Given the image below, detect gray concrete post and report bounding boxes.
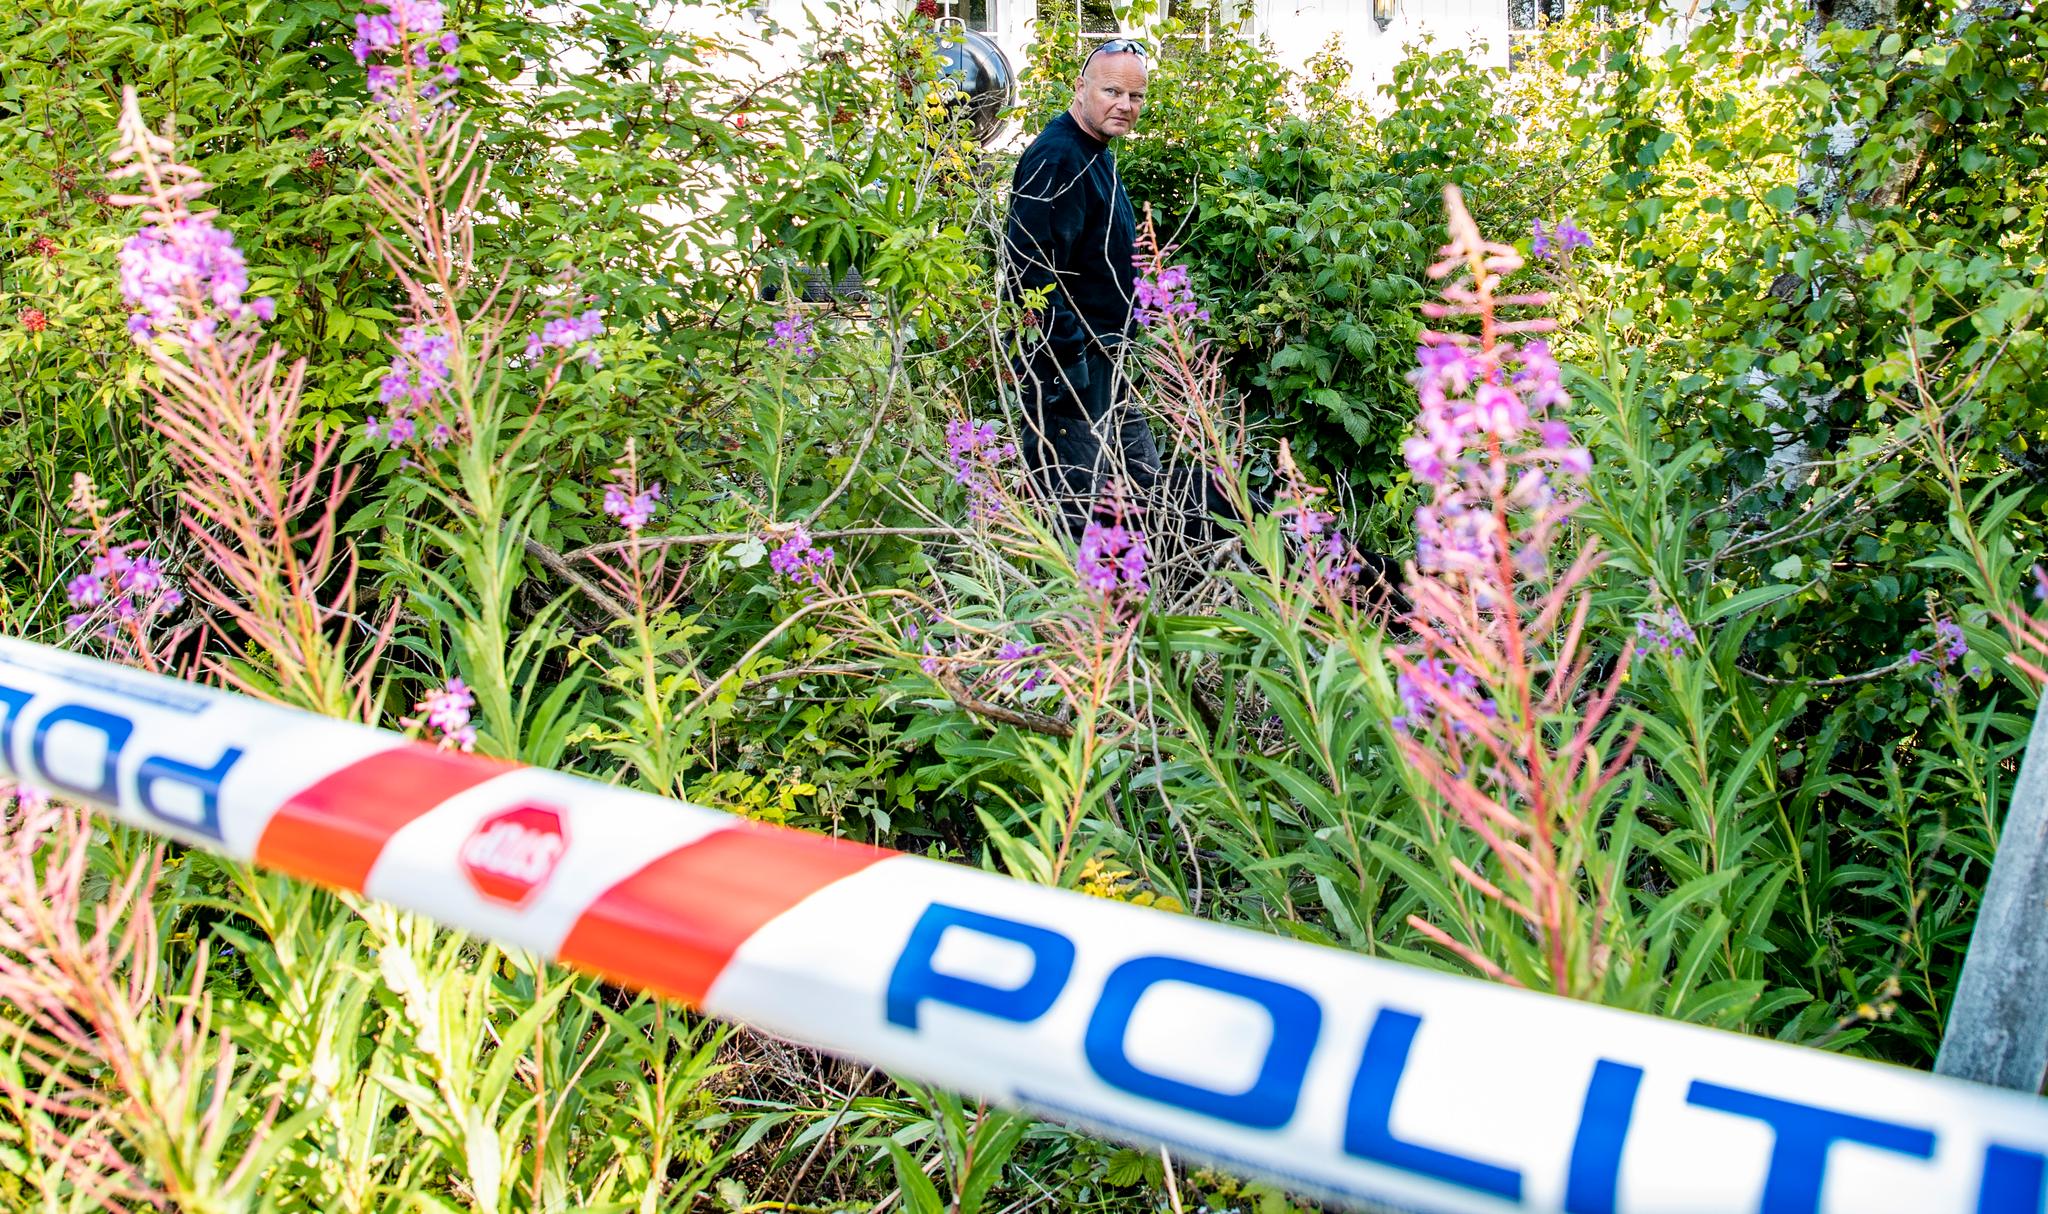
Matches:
[1937,695,2048,1092]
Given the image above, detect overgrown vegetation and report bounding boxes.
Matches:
[1,0,2044,1209]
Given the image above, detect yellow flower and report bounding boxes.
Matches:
[1074,856,1184,913]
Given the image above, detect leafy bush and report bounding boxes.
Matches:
[1023,24,1436,512]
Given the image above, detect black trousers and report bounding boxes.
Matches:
[1011,347,1405,613]
[1017,345,1161,535]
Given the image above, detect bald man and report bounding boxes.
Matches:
[1004,39,1160,533]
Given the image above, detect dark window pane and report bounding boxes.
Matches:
[1039,0,1121,32]
[1510,0,1569,27]
[933,0,994,27]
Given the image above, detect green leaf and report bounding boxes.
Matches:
[886,1141,947,1214]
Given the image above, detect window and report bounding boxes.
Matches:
[1037,0,1123,36]
[1509,0,1568,28]
[935,0,996,30]
[1155,0,1249,44]
[1509,0,1568,67]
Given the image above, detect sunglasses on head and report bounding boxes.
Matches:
[1083,37,1149,67]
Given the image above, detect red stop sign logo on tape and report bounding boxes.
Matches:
[460,803,568,906]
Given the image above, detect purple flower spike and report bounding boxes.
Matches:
[407,674,477,752]
[768,524,835,586]
[1635,608,1698,658]
[1392,657,1496,736]
[354,0,460,104]
[1077,520,1148,601]
[121,556,165,594]
[61,539,185,633]
[1404,329,1586,584]
[1533,218,1591,261]
[421,677,474,730]
[1911,615,1972,693]
[945,418,1017,520]
[118,213,269,347]
[601,478,663,531]
[767,314,817,356]
[1133,262,1208,328]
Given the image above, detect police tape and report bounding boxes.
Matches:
[0,635,2043,1214]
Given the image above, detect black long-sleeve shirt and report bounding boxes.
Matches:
[1004,111,1137,369]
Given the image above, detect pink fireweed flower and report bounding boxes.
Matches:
[379,326,454,406]
[1531,218,1591,260]
[1909,616,1976,694]
[1076,520,1148,600]
[1288,505,1333,539]
[1405,327,1587,586]
[1133,262,1208,328]
[1471,382,1527,441]
[602,479,662,531]
[1392,657,1498,735]
[420,678,473,730]
[404,676,476,751]
[768,525,835,586]
[117,214,273,347]
[1386,187,1639,998]
[994,639,1048,693]
[946,418,1016,520]
[1635,607,1698,657]
[525,308,605,366]
[1514,340,1569,411]
[366,325,457,444]
[61,540,183,636]
[366,414,418,447]
[767,314,816,356]
[354,0,459,104]
[107,91,271,354]
[120,555,166,595]
[362,325,462,446]
[65,575,103,608]
[1273,452,1368,589]
[1316,532,1364,584]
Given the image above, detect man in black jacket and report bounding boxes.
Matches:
[1004,39,1158,533]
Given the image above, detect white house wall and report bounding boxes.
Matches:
[1245,0,1511,88]
[650,0,1511,103]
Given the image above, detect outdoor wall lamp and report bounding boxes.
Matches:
[1373,0,1395,30]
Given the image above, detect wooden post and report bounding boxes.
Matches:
[1937,695,2048,1092]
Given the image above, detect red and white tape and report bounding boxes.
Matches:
[1,635,2044,1214]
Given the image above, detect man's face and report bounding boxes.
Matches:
[1070,51,1146,141]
